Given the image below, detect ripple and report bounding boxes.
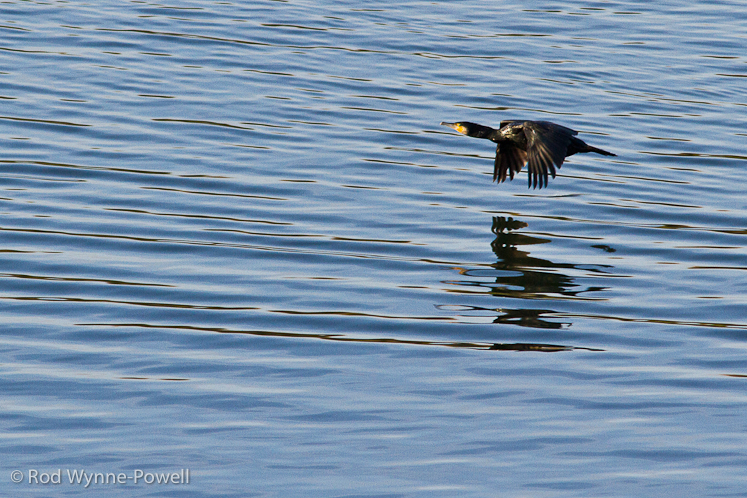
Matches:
[78,322,601,353]
[0,115,90,127]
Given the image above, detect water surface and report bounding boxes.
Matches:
[2,1,747,496]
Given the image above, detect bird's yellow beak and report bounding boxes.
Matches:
[440,122,467,135]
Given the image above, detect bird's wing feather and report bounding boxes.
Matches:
[493,143,527,183]
[534,120,578,137]
[523,121,574,189]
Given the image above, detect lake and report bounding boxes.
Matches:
[1,0,747,496]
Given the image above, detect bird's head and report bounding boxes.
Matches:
[440,121,493,139]
[440,121,473,135]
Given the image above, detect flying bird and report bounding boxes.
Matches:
[440,120,615,189]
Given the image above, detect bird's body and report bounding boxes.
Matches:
[440,120,615,188]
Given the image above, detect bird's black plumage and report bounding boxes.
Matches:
[440,120,615,188]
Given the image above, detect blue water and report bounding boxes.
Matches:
[2,1,747,496]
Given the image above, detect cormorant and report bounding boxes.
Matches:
[440,120,615,189]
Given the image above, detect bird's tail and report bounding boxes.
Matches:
[587,145,616,157]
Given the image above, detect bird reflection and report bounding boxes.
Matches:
[491,307,565,329]
[489,216,592,299]
[445,216,611,330]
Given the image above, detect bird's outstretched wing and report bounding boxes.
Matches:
[493,143,527,183]
[523,121,576,189]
